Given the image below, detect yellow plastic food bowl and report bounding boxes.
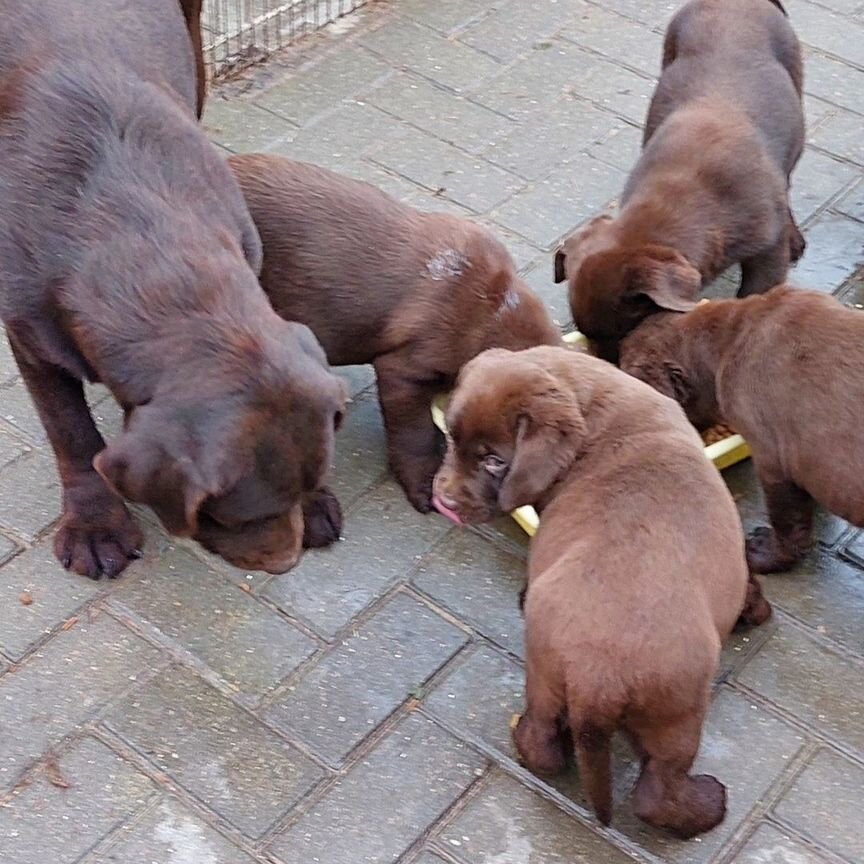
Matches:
[430,330,751,538]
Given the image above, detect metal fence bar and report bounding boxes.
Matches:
[202,0,368,77]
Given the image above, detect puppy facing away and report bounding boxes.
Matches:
[229,154,562,513]
[619,286,864,573]
[433,347,767,837]
[0,0,347,578]
[555,0,804,360]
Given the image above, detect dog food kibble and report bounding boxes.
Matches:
[701,424,736,446]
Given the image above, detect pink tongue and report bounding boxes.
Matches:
[433,494,463,526]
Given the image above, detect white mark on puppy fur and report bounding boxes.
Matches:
[427,249,469,280]
[495,288,521,318]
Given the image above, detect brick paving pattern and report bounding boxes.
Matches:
[2,1,864,861]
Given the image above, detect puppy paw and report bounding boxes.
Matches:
[736,576,773,628]
[746,526,799,573]
[788,224,806,265]
[675,774,727,839]
[54,499,144,580]
[400,471,435,514]
[302,487,343,549]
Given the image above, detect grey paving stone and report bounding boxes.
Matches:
[370,124,525,214]
[336,364,377,399]
[269,101,403,168]
[792,212,864,293]
[567,55,657,126]
[439,769,637,864]
[0,737,155,864]
[264,481,453,637]
[558,1,664,75]
[0,531,17,564]
[0,424,27,469]
[255,46,391,127]
[491,151,625,248]
[108,547,317,703]
[804,50,864,116]
[329,392,389,509]
[368,72,515,156]
[413,530,526,657]
[586,121,642,173]
[0,541,101,662]
[267,713,484,864]
[457,0,583,64]
[0,328,17,386]
[95,796,258,864]
[841,528,864,564]
[472,220,543,271]
[0,451,61,541]
[203,96,297,153]
[473,39,603,120]
[424,643,525,756]
[552,687,805,863]
[107,666,323,838]
[264,592,467,765]
[410,854,448,864]
[783,0,864,66]
[810,109,864,166]
[803,94,839,131]
[360,16,501,93]
[758,550,864,655]
[732,823,830,864]
[774,747,864,863]
[335,157,432,204]
[0,378,47,445]
[834,178,864,223]
[402,186,479,218]
[482,96,619,180]
[397,0,496,34]
[594,0,678,28]
[0,614,161,787]
[522,253,573,325]
[790,148,859,223]
[736,621,864,754]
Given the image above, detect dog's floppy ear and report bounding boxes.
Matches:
[554,249,567,284]
[624,248,700,313]
[498,393,587,512]
[94,403,227,537]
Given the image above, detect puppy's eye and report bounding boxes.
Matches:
[482,453,508,476]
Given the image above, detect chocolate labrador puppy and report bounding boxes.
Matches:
[433,347,767,837]
[555,0,804,360]
[229,154,562,512]
[0,0,346,578]
[619,286,864,573]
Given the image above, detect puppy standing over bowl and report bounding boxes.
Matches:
[0,0,347,578]
[619,286,864,573]
[433,347,768,837]
[554,0,805,359]
[229,154,562,514]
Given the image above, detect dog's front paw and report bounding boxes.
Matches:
[745,526,799,573]
[736,575,773,628]
[54,497,144,580]
[788,224,806,264]
[302,487,343,548]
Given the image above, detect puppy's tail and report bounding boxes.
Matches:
[567,687,615,826]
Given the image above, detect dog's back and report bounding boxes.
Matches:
[645,0,803,174]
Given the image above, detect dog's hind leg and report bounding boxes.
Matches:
[631,701,726,839]
[513,658,569,778]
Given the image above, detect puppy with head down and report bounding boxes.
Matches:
[619,286,864,573]
[229,154,561,513]
[434,347,766,837]
[555,0,804,361]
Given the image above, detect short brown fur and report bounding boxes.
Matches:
[434,347,765,836]
[556,0,804,360]
[620,285,864,572]
[229,154,562,512]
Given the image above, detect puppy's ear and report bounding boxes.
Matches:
[94,404,224,537]
[554,249,567,284]
[625,249,700,313]
[498,396,587,512]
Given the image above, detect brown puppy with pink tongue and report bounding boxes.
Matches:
[433,345,767,838]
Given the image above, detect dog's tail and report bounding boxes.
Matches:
[567,685,616,826]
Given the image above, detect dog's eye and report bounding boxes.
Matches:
[482,453,508,476]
